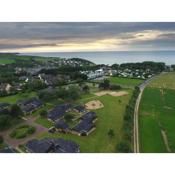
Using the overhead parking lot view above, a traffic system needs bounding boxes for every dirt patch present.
[94,90,128,97]
[85,100,104,110]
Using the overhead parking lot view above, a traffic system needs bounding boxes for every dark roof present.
[26,138,80,153]
[0,147,16,153]
[55,120,69,130]
[26,139,53,153]
[73,112,97,134]
[81,112,97,123]
[73,120,95,134]
[0,103,10,112]
[17,98,43,113]
[74,105,86,113]
[52,138,80,153]
[48,104,72,122]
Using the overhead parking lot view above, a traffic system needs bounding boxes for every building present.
[0,83,12,93]
[47,104,72,122]
[0,147,17,153]
[17,98,43,115]
[55,120,70,133]
[0,102,10,113]
[73,105,86,113]
[26,139,53,153]
[26,138,80,153]
[72,112,97,136]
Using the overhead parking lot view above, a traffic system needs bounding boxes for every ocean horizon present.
[20,50,175,65]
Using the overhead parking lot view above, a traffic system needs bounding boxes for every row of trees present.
[116,87,140,153]
[111,61,166,73]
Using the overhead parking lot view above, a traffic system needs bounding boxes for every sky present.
[0,22,175,52]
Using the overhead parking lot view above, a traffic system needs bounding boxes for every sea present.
[20,50,175,65]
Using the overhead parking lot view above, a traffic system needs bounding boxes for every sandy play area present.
[94,90,128,97]
[85,100,104,110]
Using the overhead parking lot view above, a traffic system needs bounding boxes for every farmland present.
[139,72,175,153]
[39,89,132,153]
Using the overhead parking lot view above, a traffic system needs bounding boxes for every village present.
[0,53,168,153]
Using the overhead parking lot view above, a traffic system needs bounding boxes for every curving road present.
[133,76,157,153]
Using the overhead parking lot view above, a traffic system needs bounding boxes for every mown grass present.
[38,90,132,153]
[108,77,143,88]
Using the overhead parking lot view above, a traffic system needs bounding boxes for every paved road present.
[133,76,158,153]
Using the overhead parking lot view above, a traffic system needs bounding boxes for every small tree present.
[108,129,115,138]
[10,104,22,118]
[82,85,90,93]
[40,110,48,118]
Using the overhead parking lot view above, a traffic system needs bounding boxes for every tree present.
[108,129,115,138]
[99,79,110,90]
[0,115,10,130]
[116,140,132,153]
[82,85,90,93]
[0,135,3,144]
[64,113,74,122]
[40,110,48,118]
[10,104,22,118]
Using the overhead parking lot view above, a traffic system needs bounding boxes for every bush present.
[9,125,36,139]
[40,110,48,118]
[116,140,132,153]
[28,126,36,134]
[110,84,121,90]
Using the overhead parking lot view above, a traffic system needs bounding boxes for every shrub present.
[28,126,36,134]
[116,140,132,153]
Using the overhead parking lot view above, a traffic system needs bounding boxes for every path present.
[0,116,48,149]
[133,75,158,153]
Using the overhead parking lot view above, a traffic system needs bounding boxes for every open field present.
[0,91,36,104]
[0,58,15,64]
[38,89,132,153]
[108,77,143,88]
[139,72,175,153]
[148,72,175,89]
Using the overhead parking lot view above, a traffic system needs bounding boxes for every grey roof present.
[26,139,53,153]
[55,120,69,130]
[26,138,80,153]
[47,104,72,122]
[52,138,80,153]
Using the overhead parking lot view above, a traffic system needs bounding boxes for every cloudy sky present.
[0,22,175,52]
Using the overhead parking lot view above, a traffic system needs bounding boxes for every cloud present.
[0,23,175,52]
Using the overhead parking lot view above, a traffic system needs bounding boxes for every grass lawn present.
[0,58,15,64]
[0,91,37,104]
[108,77,143,88]
[35,117,53,128]
[38,89,132,153]
[139,72,175,152]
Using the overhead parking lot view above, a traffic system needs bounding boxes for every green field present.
[139,72,175,153]
[108,77,143,88]
[149,72,175,89]
[0,91,36,104]
[38,90,132,153]
[0,58,15,64]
